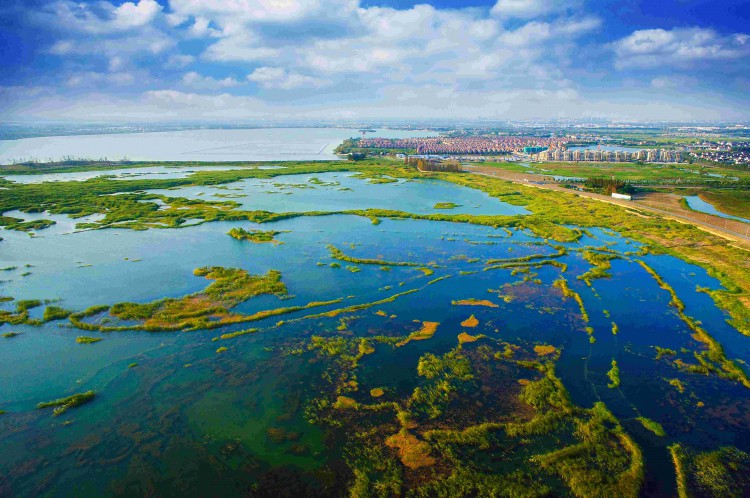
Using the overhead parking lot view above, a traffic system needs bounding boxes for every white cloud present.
[247,67,329,89]
[112,0,162,29]
[182,71,242,89]
[491,0,579,19]
[66,71,136,87]
[39,0,162,34]
[165,54,196,69]
[613,27,750,68]
[203,33,280,62]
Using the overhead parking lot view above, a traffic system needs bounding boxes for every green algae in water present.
[36,391,96,416]
[76,336,102,344]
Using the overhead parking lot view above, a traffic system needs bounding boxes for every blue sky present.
[0,0,748,122]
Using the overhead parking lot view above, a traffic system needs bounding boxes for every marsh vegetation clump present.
[533,345,557,356]
[76,336,102,344]
[553,278,590,322]
[395,321,439,347]
[460,314,479,328]
[655,346,677,360]
[636,417,666,437]
[227,227,285,244]
[43,306,72,322]
[457,332,481,344]
[669,444,750,498]
[326,243,423,267]
[451,298,499,308]
[607,360,621,388]
[70,267,301,332]
[433,202,461,209]
[37,391,96,416]
[385,430,436,469]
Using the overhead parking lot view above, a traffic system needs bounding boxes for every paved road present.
[462,164,750,247]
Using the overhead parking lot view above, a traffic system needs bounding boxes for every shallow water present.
[0,127,436,165]
[142,171,530,216]
[684,195,750,224]
[1,173,749,496]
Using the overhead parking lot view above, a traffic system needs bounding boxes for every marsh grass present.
[37,391,95,416]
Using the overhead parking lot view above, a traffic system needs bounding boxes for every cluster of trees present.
[585,178,634,195]
[405,157,462,172]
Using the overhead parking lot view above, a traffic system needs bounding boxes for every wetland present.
[1,158,749,497]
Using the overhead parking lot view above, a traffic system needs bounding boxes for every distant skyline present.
[1,0,749,122]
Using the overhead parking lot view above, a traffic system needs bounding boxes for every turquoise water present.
[684,195,750,224]
[1,174,749,496]
[142,171,530,216]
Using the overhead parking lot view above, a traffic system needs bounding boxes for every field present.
[477,161,750,183]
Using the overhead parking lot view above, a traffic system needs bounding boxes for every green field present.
[477,161,750,183]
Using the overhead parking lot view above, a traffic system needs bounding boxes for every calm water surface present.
[0,128,436,165]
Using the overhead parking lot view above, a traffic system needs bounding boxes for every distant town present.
[350,133,750,166]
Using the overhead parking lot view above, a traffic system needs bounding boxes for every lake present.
[0,127,436,165]
[1,168,749,497]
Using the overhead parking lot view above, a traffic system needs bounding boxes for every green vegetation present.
[326,243,422,267]
[480,160,750,183]
[76,336,102,344]
[638,260,750,389]
[70,267,290,332]
[2,331,21,338]
[669,378,686,393]
[43,305,72,322]
[656,346,677,360]
[607,360,621,388]
[1,159,747,342]
[578,249,617,286]
[697,190,750,219]
[227,227,284,243]
[636,417,666,436]
[554,278,590,323]
[395,321,439,347]
[669,444,750,498]
[0,216,56,232]
[0,299,44,326]
[433,202,461,209]
[36,391,96,416]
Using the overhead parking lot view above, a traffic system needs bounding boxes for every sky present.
[0,0,749,122]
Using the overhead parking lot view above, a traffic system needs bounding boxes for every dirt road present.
[462,164,750,248]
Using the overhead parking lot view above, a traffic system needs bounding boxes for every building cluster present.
[533,148,683,163]
[357,136,568,155]
[689,150,750,166]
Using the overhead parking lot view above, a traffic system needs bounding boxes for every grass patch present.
[37,391,96,416]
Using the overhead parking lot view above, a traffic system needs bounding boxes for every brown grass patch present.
[452,299,499,308]
[534,345,557,356]
[458,332,479,344]
[385,430,436,469]
[460,314,479,328]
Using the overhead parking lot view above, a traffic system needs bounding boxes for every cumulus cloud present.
[38,0,162,34]
[182,72,241,89]
[10,0,749,121]
[491,0,579,19]
[613,27,750,68]
[247,67,329,90]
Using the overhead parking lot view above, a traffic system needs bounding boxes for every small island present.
[227,227,285,244]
